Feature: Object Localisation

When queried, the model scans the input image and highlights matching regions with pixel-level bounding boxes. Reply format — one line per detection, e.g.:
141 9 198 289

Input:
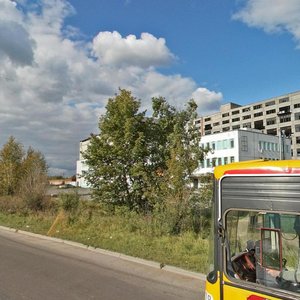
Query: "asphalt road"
0 229 205 300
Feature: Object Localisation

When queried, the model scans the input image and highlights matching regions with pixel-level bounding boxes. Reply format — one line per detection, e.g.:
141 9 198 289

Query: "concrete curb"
0 225 206 281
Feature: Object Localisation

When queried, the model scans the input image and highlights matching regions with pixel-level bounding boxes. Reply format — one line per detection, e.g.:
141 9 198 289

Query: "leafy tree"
0 137 49 211
84 90 206 221
157 100 204 234
19 147 48 210
0 136 24 195
83 89 162 212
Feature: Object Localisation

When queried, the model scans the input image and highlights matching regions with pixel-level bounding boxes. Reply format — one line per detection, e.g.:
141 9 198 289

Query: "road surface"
0 228 205 299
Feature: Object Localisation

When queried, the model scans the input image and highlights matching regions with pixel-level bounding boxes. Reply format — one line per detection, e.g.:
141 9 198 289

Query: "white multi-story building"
76 138 91 188
194 128 291 176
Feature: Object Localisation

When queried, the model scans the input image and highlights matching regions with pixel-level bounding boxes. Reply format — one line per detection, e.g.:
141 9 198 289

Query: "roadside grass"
0 196 209 274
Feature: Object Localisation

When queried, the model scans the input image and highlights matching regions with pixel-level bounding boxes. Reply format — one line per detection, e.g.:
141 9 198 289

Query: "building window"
218 157 222 166
212 158 217 167
296 125 300 132
230 156 235 163
242 107 250 112
222 119 230 124
254 112 263 118
223 127 230 132
213 122 220 126
265 100 275 107
295 112 300 120
279 97 289 103
241 136 248 151
204 117 211 122
294 103 300 109
254 120 264 130
266 109 276 115
232 110 240 115
253 104 262 110
224 157 228 165
267 128 277 136
266 118 276 125
279 116 291 123
264 141 268 150
232 117 240 122
230 139 234 148
296 137 300 144
205 124 212 130
243 115 251 120
268 142 272 151
211 142 216 150
278 105 291 114
206 159 210 167
297 149 300 157
222 113 230 117
242 123 251 128
222 140 228 149
232 125 240 130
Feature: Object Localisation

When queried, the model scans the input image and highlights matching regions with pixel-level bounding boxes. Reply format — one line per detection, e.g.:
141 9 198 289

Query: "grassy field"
0 197 209 274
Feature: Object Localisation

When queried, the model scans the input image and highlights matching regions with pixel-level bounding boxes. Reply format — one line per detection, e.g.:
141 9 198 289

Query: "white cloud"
92 31 175 68
233 0 300 46
192 88 223 114
0 0 222 176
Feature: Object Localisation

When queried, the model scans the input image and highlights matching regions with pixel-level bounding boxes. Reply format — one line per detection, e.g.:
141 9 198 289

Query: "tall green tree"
83 89 162 211
84 90 205 217
0 136 24 195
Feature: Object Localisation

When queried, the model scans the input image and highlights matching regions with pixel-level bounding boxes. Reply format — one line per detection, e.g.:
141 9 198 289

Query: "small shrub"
0 196 25 213
60 192 80 213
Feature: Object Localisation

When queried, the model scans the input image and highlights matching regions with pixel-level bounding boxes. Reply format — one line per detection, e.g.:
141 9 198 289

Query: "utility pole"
279 130 285 160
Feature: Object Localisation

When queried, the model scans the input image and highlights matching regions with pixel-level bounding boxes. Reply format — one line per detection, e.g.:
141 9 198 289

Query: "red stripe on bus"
247 296 268 300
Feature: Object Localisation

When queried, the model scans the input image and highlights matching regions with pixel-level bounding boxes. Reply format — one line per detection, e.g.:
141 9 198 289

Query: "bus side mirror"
261 228 282 271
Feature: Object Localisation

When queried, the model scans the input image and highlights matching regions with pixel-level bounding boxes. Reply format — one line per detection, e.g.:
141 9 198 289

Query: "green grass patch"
0 198 209 273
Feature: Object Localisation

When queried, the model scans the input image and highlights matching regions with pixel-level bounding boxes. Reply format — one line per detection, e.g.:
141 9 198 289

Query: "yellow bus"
205 160 300 300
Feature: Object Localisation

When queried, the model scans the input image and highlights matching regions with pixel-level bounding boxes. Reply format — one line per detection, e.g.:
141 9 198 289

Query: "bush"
60 192 80 213
0 196 25 214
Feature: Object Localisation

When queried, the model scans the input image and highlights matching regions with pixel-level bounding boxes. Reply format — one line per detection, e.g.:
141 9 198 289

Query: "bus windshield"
226 210 300 293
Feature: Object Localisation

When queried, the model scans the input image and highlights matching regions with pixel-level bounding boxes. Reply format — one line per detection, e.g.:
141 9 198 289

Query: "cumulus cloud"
0 0 222 176
233 0 300 46
92 31 175 68
192 88 223 114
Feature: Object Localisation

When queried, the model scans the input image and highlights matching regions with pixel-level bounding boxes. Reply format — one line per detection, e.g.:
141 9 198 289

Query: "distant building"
76 137 91 188
194 90 300 159
77 127 292 189
193 128 291 179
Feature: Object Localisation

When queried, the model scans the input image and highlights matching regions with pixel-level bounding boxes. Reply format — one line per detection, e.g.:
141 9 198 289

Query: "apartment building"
195 90 300 158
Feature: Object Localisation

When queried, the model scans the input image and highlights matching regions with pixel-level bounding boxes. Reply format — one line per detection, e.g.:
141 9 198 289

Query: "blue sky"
67 0 300 104
0 0 300 175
